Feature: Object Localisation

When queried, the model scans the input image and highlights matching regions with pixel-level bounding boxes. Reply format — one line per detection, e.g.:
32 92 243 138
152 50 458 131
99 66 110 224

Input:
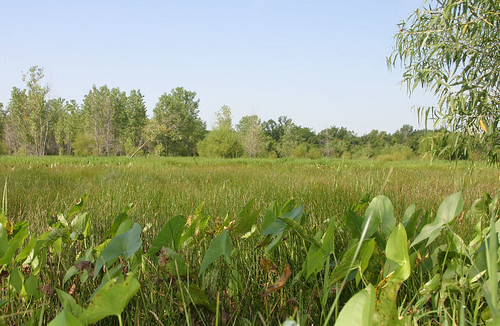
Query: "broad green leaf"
93 239 111 258
9 267 23 293
94 223 142 277
262 201 280 232
115 218 133 237
89 265 124 302
53 237 62 253
412 192 463 247
56 289 85 318
281 199 296 214
47 310 84 326
31 227 64 258
263 205 303 236
199 230 232 275
265 233 283 253
363 195 396 238
321 218 336 255
384 224 410 282
373 281 404 325
15 236 36 262
345 210 364 239
330 239 375 284
277 217 321 249
404 207 422 240
281 205 304 222
0 224 28 265
435 192 463 224
419 274 441 295
67 194 88 219
232 199 259 237
70 212 90 239
147 215 186 257
262 219 287 236
335 284 375 326
104 203 134 238
0 223 8 258
306 243 326 278
402 203 416 224
81 273 140 325
24 274 41 299
305 220 336 278
63 266 79 284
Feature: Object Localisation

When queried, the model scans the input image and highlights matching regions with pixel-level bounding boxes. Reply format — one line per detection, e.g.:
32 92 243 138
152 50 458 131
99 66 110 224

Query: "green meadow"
0 157 499 325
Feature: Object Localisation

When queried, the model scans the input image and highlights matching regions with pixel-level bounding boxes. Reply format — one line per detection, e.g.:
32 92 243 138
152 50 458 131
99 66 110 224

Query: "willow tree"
388 0 499 162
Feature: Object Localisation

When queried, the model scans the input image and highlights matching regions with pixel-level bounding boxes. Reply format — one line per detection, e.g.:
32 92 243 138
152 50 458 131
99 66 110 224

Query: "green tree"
82 85 127 156
124 90 148 154
197 106 242 158
236 115 266 158
388 0 499 161
278 124 318 157
215 105 233 130
262 116 293 157
5 66 52 155
318 126 356 157
153 87 206 156
52 99 82 155
262 116 292 143
0 103 6 154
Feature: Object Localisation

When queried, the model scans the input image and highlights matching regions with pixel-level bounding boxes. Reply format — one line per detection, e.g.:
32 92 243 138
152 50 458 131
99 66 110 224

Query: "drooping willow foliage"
388 0 499 163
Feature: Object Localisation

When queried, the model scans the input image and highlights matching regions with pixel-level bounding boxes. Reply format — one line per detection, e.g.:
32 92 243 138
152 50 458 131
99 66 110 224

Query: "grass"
0 156 498 325
2 156 497 234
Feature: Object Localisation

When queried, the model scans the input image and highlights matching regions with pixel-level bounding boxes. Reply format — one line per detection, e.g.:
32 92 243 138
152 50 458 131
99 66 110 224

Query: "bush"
73 134 96 156
377 145 414 161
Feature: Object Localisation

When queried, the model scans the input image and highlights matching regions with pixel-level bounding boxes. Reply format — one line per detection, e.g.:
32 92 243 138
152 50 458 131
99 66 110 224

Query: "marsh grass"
0 156 498 325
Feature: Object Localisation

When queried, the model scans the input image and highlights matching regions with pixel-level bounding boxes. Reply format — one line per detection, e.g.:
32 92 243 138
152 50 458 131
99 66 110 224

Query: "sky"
0 0 437 135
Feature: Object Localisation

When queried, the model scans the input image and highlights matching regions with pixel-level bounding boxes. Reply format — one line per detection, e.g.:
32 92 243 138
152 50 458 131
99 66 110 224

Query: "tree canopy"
153 87 206 156
388 0 499 161
0 65 494 161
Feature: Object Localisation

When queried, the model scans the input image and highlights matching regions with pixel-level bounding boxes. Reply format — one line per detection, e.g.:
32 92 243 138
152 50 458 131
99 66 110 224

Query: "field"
0 156 499 325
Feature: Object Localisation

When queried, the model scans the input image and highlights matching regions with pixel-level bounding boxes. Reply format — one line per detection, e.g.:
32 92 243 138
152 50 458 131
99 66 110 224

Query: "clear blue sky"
0 0 436 135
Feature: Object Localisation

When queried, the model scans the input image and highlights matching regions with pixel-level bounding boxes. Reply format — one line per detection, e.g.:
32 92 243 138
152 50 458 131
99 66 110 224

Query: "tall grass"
0 156 498 324
1 156 496 238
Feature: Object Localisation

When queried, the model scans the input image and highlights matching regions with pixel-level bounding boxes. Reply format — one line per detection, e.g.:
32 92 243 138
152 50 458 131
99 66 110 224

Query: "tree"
215 105 233 130
197 106 242 158
262 116 292 143
318 126 356 157
388 0 499 161
5 66 53 155
278 124 318 157
262 116 293 157
236 115 266 158
52 99 82 155
153 87 206 156
0 103 6 154
82 85 127 156
124 90 147 154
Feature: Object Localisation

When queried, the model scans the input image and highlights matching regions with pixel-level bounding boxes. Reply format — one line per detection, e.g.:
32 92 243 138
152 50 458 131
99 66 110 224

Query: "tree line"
0 66 492 161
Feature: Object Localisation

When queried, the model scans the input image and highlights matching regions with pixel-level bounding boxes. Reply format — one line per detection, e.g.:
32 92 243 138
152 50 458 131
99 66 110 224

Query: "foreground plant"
0 182 498 325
